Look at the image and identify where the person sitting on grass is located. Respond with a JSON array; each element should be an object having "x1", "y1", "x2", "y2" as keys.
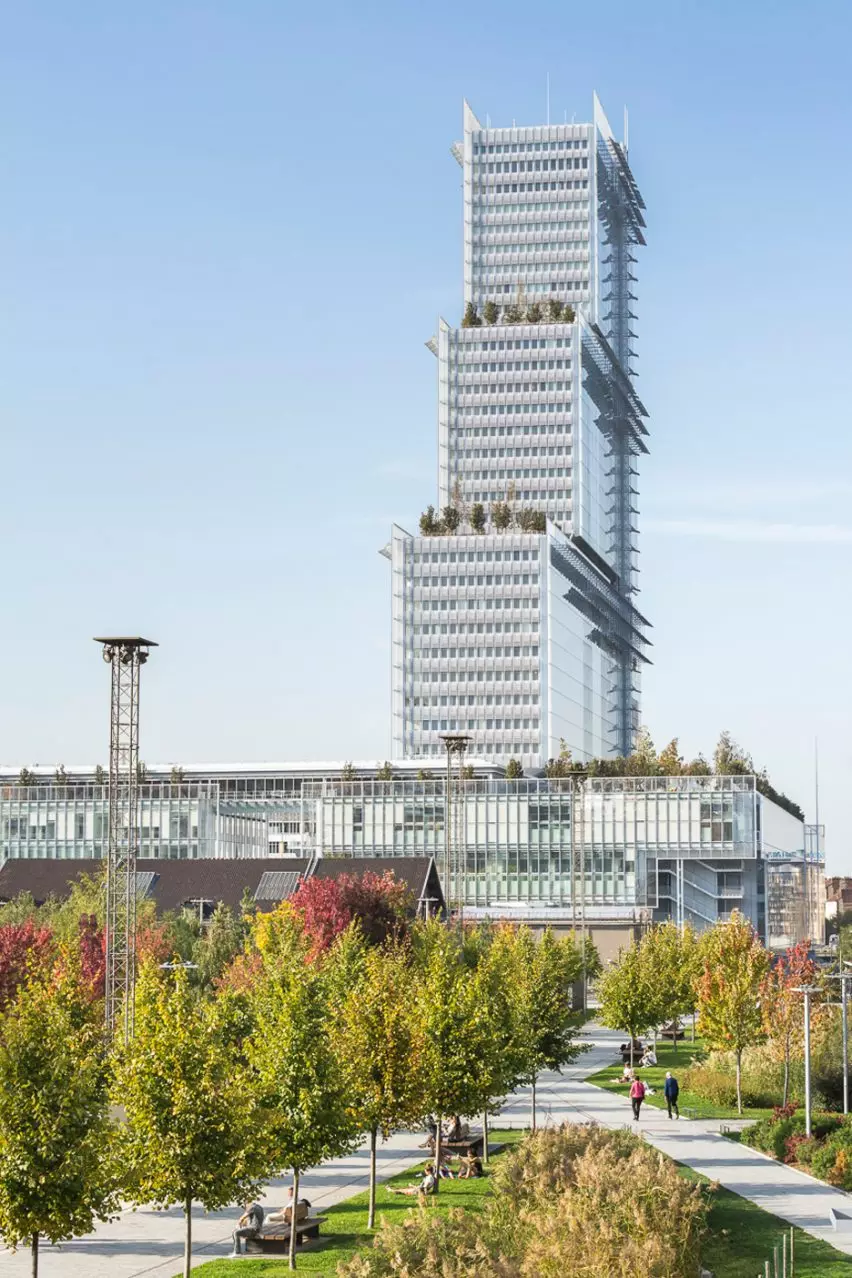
[
  {"x1": 457, "y1": 1150, "x2": 483, "y2": 1179},
  {"x1": 388, "y1": 1163, "x2": 438, "y2": 1197}
]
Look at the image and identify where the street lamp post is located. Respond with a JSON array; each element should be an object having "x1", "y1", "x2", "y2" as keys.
[
  {"x1": 826, "y1": 962, "x2": 852, "y2": 1115},
  {"x1": 793, "y1": 984, "x2": 821, "y2": 1136}
]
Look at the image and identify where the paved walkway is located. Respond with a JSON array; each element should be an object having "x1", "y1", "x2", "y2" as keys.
[{"x1": 3, "y1": 1023, "x2": 852, "y2": 1274}]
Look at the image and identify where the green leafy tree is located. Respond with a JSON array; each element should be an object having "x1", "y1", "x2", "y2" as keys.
[
  {"x1": 461, "y1": 301, "x2": 481, "y2": 327},
  {"x1": 16, "y1": 769, "x2": 36, "y2": 788},
  {"x1": 0, "y1": 973, "x2": 117, "y2": 1277},
  {"x1": 503, "y1": 303, "x2": 523, "y2": 323},
  {"x1": 525, "y1": 302, "x2": 543, "y2": 322},
  {"x1": 341, "y1": 762, "x2": 357, "y2": 781},
  {"x1": 625, "y1": 726, "x2": 658, "y2": 775},
  {"x1": 114, "y1": 964, "x2": 264, "y2": 1278},
  {"x1": 508, "y1": 928, "x2": 583, "y2": 1128},
  {"x1": 375, "y1": 761, "x2": 393, "y2": 781},
  {"x1": 54, "y1": 764, "x2": 68, "y2": 786},
  {"x1": 683, "y1": 753, "x2": 712, "y2": 776},
  {"x1": 470, "y1": 502, "x2": 486, "y2": 533},
  {"x1": 169, "y1": 766, "x2": 185, "y2": 785},
  {"x1": 416, "y1": 768, "x2": 434, "y2": 781},
  {"x1": 93, "y1": 764, "x2": 106, "y2": 785},
  {"x1": 335, "y1": 944, "x2": 425, "y2": 1227},
  {"x1": 504, "y1": 758, "x2": 523, "y2": 779},
  {"x1": 441, "y1": 505, "x2": 461, "y2": 534},
  {"x1": 598, "y1": 940, "x2": 656, "y2": 1066},
  {"x1": 412, "y1": 922, "x2": 486, "y2": 1184},
  {"x1": 482, "y1": 300, "x2": 499, "y2": 324},
  {"x1": 546, "y1": 297, "x2": 564, "y2": 321},
  {"x1": 249, "y1": 962, "x2": 358, "y2": 1266},
  {"x1": 697, "y1": 911, "x2": 771, "y2": 1113},
  {"x1": 562, "y1": 302, "x2": 576, "y2": 322},
  {"x1": 470, "y1": 928, "x2": 530, "y2": 1158},
  {"x1": 419, "y1": 505, "x2": 439, "y2": 536},
  {"x1": 491, "y1": 500, "x2": 512, "y2": 530},
  {"x1": 640, "y1": 922, "x2": 701, "y2": 1052},
  {"x1": 194, "y1": 903, "x2": 247, "y2": 990},
  {"x1": 713, "y1": 730, "x2": 752, "y2": 776}
]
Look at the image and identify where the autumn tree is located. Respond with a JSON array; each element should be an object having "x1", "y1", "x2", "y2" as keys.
[
  {"x1": 762, "y1": 940, "x2": 816, "y2": 1106},
  {"x1": 0, "y1": 974, "x2": 118, "y2": 1277},
  {"x1": 657, "y1": 738, "x2": 684, "y2": 776},
  {"x1": 697, "y1": 911, "x2": 771, "y2": 1113},
  {"x1": 335, "y1": 943, "x2": 425, "y2": 1227},
  {"x1": 598, "y1": 940, "x2": 656, "y2": 1066},
  {"x1": 249, "y1": 960, "x2": 358, "y2": 1267},
  {"x1": 114, "y1": 964, "x2": 264, "y2": 1278},
  {"x1": 291, "y1": 871, "x2": 413, "y2": 954},
  {"x1": 0, "y1": 919, "x2": 54, "y2": 1010}
]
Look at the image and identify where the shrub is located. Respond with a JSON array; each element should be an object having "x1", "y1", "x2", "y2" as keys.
[
  {"x1": 490, "y1": 1123, "x2": 635, "y2": 1209},
  {"x1": 812, "y1": 1130, "x2": 852, "y2": 1190},
  {"x1": 520, "y1": 1140, "x2": 707, "y2": 1278},
  {"x1": 337, "y1": 1205, "x2": 510, "y2": 1277}
]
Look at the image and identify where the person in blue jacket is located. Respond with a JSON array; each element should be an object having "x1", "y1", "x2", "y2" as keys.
[{"x1": 664, "y1": 1071, "x2": 680, "y2": 1120}]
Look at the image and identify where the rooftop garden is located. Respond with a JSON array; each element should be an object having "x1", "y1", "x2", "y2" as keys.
[
  {"x1": 462, "y1": 298, "x2": 576, "y2": 327},
  {"x1": 419, "y1": 489, "x2": 547, "y2": 538},
  {"x1": 537, "y1": 728, "x2": 805, "y2": 820}
]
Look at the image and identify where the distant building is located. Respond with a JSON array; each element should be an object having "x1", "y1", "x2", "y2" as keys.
[
  {"x1": 0, "y1": 763, "x2": 822, "y2": 961},
  {"x1": 386, "y1": 96, "x2": 650, "y2": 769}
]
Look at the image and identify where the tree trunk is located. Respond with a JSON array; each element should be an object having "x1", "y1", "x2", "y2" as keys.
[
  {"x1": 31, "y1": 1233, "x2": 38, "y2": 1278},
  {"x1": 783, "y1": 1039, "x2": 790, "y2": 1108},
  {"x1": 629, "y1": 1036, "x2": 635, "y2": 1068},
  {"x1": 531, "y1": 1076, "x2": 537, "y2": 1132},
  {"x1": 692, "y1": 1011, "x2": 696, "y2": 1042},
  {"x1": 434, "y1": 1116, "x2": 442, "y2": 1194},
  {"x1": 368, "y1": 1126, "x2": 378, "y2": 1229},
  {"x1": 183, "y1": 1197, "x2": 192, "y2": 1278},
  {"x1": 736, "y1": 1049, "x2": 743, "y2": 1115},
  {"x1": 289, "y1": 1169, "x2": 300, "y2": 1269},
  {"x1": 482, "y1": 1109, "x2": 489, "y2": 1166}
]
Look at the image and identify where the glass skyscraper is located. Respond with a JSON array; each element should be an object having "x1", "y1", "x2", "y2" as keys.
[{"x1": 389, "y1": 96, "x2": 650, "y2": 766}]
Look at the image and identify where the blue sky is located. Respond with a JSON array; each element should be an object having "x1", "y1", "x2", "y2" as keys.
[{"x1": 3, "y1": 1, "x2": 851, "y2": 865}]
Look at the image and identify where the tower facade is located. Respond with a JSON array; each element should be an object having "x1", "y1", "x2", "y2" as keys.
[{"x1": 390, "y1": 95, "x2": 650, "y2": 767}]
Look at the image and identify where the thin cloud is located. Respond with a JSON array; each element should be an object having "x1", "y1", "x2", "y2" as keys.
[{"x1": 645, "y1": 518, "x2": 852, "y2": 544}]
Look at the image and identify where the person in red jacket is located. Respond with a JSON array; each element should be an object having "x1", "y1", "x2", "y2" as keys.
[{"x1": 629, "y1": 1075, "x2": 646, "y2": 1120}]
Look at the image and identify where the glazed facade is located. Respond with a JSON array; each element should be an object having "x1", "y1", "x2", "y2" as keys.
[{"x1": 390, "y1": 95, "x2": 650, "y2": 767}]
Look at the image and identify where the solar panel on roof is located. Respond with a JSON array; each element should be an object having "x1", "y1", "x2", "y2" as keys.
[
  {"x1": 254, "y1": 870, "x2": 302, "y2": 902},
  {"x1": 134, "y1": 871, "x2": 159, "y2": 898}
]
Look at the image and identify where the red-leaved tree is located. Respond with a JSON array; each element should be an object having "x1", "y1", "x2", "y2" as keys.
[
  {"x1": 762, "y1": 939, "x2": 816, "y2": 1107},
  {"x1": 0, "y1": 919, "x2": 54, "y2": 1010},
  {"x1": 77, "y1": 914, "x2": 106, "y2": 1001},
  {"x1": 292, "y1": 871, "x2": 414, "y2": 954}
]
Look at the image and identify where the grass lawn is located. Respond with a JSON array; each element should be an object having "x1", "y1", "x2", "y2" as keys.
[
  {"x1": 586, "y1": 1034, "x2": 774, "y2": 1120},
  {"x1": 182, "y1": 1130, "x2": 524, "y2": 1277},
  {"x1": 683, "y1": 1169, "x2": 852, "y2": 1277},
  {"x1": 181, "y1": 1127, "x2": 852, "y2": 1277}
]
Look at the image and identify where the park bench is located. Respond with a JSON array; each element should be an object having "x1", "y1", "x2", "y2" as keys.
[
  {"x1": 246, "y1": 1215, "x2": 327, "y2": 1255},
  {"x1": 442, "y1": 1130, "x2": 484, "y2": 1157},
  {"x1": 660, "y1": 1021, "x2": 685, "y2": 1041},
  {"x1": 620, "y1": 1040, "x2": 644, "y2": 1064}
]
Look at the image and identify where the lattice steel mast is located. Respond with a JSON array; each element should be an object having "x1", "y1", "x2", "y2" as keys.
[
  {"x1": 439, "y1": 733, "x2": 470, "y2": 918},
  {"x1": 94, "y1": 636, "x2": 157, "y2": 1039}
]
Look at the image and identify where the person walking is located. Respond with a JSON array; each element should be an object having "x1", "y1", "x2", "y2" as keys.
[
  {"x1": 629, "y1": 1075, "x2": 646, "y2": 1121},
  {"x1": 664, "y1": 1070, "x2": 680, "y2": 1120}
]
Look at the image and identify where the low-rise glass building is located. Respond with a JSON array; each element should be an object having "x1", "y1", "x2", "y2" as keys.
[{"x1": 0, "y1": 765, "x2": 822, "y2": 956}]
